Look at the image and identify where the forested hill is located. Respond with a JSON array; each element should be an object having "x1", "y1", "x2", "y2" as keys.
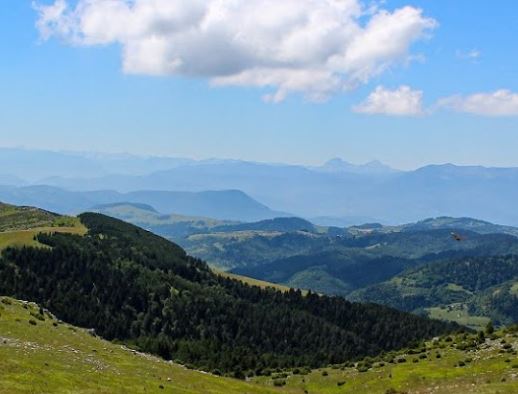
[
  {"x1": 349, "y1": 255, "x2": 518, "y2": 326},
  {"x1": 0, "y1": 212, "x2": 460, "y2": 375}
]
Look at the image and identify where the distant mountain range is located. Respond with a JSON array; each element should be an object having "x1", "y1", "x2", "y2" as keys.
[
  {"x1": 0, "y1": 185, "x2": 285, "y2": 222},
  {"x1": 314, "y1": 158, "x2": 400, "y2": 175},
  {"x1": 3, "y1": 147, "x2": 518, "y2": 225}
]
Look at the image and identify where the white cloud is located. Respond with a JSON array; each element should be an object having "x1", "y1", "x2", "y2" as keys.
[
  {"x1": 34, "y1": 0, "x2": 436, "y2": 102},
  {"x1": 33, "y1": 0, "x2": 69, "y2": 40},
  {"x1": 437, "y1": 90, "x2": 518, "y2": 116},
  {"x1": 353, "y1": 85, "x2": 424, "y2": 116},
  {"x1": 456, "y1": 48, "x2": 481, "y2": 60}
]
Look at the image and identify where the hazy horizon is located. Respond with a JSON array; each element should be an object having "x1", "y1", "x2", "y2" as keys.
[{"x1": 3, "y1": 144, "x2": 518, "y2": 173}]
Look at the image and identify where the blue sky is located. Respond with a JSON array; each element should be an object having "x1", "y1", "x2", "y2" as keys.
[{"x1": 1, "y1": 0, "x2": 518, "y2": 169}]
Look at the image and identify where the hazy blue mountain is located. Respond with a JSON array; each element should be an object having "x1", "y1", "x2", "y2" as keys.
[
  {"x1": 359, "y1": 164, "x2": 518, "y2": 225},
  {"x1": 35, "y1": 158, "x2": 518, "y2": 225},
  {"x1": 122, "y1": 190, "x2": 286, "y2": 221},
  {"x1": 0, "y1": 148, "x2": 199, "y2": 181},
  {"x1": 0, "y1": 148, "x2": 105, "y2": 181},
  {"x1": 4, "y1": 148, "x2": 518, "y2": 225},
  {"x1": 40, "y1": 161, "x2": 393, "y2": 218},
  {"x1": 76, "y1": 152, "x2": 196, "y2": 175},
  {"x1": 0, "y1": 185, "x2": 284, "y2": 221},
  {"x1": 0, "y1": 185, "x2": 103, "y2": 213},
  {"x1": 314, "y1": 158, "x2": 399, "y2": 175}
]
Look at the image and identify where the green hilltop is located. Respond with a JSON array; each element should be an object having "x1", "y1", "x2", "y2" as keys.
[{"x1": 0, "y1": 202, "x2": 86, "y2": 250}]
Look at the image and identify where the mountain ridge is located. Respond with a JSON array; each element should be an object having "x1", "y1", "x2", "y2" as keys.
[{"x1": 0, "y1": 185, "x2": 285, "y2": 222}]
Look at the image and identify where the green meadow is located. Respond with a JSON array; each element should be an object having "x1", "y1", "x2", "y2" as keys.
[{"x1": 0, "y1": 297, "x2": 281, "y2": 394}]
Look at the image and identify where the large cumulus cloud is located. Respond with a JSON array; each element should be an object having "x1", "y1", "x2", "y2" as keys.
[{"x1": 34, "y1": 0, "x2": 436, "y2": 101}]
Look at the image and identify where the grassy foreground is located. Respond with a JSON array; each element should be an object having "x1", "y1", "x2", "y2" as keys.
[
  {"x1": 252, "y1": 328, "x2": 518, "y2": 393},
  {"x1": 1, "y1": 296, "x2": 517, "y2": 394},
  {"x1": 0, "y1": 297, "x2": 281, "y2": 394}
]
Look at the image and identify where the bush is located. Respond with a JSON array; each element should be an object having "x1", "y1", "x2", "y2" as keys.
[
  {"x1": 233, "y1": 370, "x2": 245, "y2": 380},
  {"x1": 262, "y1": 368, "x2": 272, "y2": 376},
  {"x1": 273, "y1": 379, "x2": 286, "y2": 387},
  {"x1": 337, "y1": 380, "x2": 346, "y2": 386},
  {"x1": 30, "y1": 311, "x2": 45, "y2": 321},
  {"x1": 28, "y1": 319, "x2": 37, "y2": 326},
  {"x1": 322, "y1": 370, "x2": 328, "y2": 376}
]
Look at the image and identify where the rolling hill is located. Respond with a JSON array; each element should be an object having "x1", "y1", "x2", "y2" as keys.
[
  {"x1": 91, "y1": 202, "x2": 237, "y2": 240},
  {"x1": 349, "y1": 255, "x2": 518, "y2": 328},
  {"x1": 66, "y1": 205, "x2": 518, "y2": 327},
  {"x1": 86, "y1": 208, "x2": 518, "y2": 326},
  {"x1": 1, "y1": 203, "x2": 518, "y2": 393},
  {"x1": 231, "y1": 228, "x2": 518, "y2": 291},
  {"x1": 0, "y1": 202, "x2": 86, "y2": 250},
  {"x1": 0, "y1": 205, "x2": 459, "y2": 376}
]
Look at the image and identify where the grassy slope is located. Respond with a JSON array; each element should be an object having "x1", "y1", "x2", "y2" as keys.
[
  {"x1": 0, "y1": 223, "x2": 87, "y2": 250},
  {"x1": 427, "y1": 304, "x2": 490, "y2": 330},
  {"x1": 0, "y1": 202, "x2": 58, "y2": 232},
  {"x1": 253, "y1": 329, "x2": 518, "y2": 393},
  {"x1": 215, "y1": 270, "x2": 294, "y2": 293},
  {"x1": 0, "y1": 202, "x2": 87, "y2": 250},
  {"x1": 0, "y1": 297, "x2": 281, "y2": 394},
  {"x1": 5, "y1": 295, "x2": 517, "y2": 394}
]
